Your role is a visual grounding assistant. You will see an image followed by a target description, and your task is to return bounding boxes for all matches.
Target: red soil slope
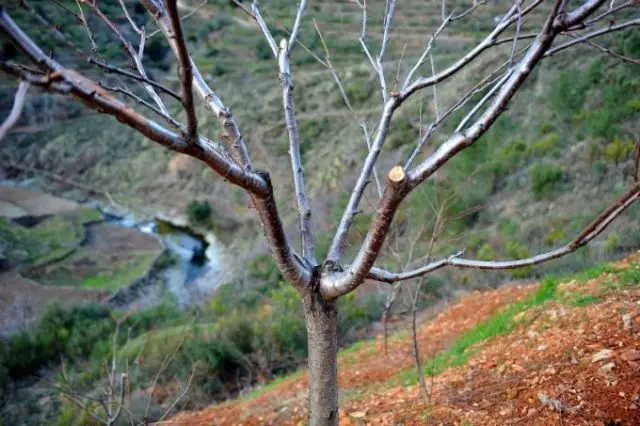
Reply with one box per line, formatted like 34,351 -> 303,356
172,252 -> 640,425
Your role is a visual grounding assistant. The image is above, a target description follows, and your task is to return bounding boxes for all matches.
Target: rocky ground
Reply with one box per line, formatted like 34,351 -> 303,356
169,252 -> 640,426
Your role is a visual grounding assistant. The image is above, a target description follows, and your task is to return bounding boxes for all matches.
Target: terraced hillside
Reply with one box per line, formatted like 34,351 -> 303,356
0,185 -> 164,334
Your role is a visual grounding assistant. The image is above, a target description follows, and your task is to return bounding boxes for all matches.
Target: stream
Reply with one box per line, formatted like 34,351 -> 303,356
0,178 -> 228,309
101,210 -> 227,308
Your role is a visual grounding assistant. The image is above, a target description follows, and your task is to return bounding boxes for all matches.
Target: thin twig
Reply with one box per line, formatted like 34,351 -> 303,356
98,82 -> 181,129
88,58 -> 181,101
545,19 -> 640,57
369,183 -> 640,282
279,37 -> 316,263
314,20 -> 383,198
75,0 -> 98,52
155,362 -> 199,423
288,0 -> 307,52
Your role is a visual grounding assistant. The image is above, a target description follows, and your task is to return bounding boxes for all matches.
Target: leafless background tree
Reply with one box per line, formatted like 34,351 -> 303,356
52,314 -> 198,426
1,0 -> 639,424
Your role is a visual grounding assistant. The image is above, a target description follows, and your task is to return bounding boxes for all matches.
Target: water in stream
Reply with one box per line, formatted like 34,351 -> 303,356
104,212 -> 227,307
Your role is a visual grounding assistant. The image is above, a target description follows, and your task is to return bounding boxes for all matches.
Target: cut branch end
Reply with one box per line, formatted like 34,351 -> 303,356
388,166 -> 406,184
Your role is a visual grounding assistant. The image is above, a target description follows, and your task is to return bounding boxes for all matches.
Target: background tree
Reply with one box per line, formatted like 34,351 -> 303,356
1,0 -> 639,424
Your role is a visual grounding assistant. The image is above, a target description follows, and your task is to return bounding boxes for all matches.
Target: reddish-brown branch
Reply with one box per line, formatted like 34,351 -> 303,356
166,0 -> 198,140
0,10 -> 266,197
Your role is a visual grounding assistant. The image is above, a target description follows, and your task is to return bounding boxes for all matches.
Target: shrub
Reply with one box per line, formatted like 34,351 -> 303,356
504,241 -> 533,279
537,120 -> 555,136
336,78 -> 374,107
387,118 -> 416,149
248,254 -> 283,292
574,67 -> 639,138
0,300 -> 180,384
549,71 -> 587,116
603,137 -> 635,164
544,228 -> 566,246
145,36 -> 170,63
477,243 -> 496,261
529,133 -> 560,157
622,29 -> 640,57
186,200 -> 212,227
338,293 -> 384,339
605,233 -> 619,255
529,162 -> 564,198
489,139 -> 528,182
586,60 -> 603,85
0,304 -> 111,380
255,39 -> 273,60
497,219 -> 519,238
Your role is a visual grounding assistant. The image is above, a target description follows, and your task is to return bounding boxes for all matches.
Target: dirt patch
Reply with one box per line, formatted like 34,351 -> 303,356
170,253 -> 640,426
169,285 -> 533,425
26,223 -> 163,291
0,272 -> 106,336
0,185 -> 78,218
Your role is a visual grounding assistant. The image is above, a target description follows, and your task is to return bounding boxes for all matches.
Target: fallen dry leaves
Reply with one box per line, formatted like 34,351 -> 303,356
170,252 -> 640,425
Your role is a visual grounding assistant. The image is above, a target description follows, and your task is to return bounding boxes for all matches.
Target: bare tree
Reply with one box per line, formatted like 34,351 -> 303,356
1,0 -> 639,424
54,314 -> 197,426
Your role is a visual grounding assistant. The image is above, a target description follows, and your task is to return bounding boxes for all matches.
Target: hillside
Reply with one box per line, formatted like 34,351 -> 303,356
171,252 -> 640,425
1,1 -> 639,425
1,0 -> 639,286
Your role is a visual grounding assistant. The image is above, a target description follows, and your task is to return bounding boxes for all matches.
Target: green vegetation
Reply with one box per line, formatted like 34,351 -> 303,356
187,200 -> 213,227
77,207 -> 103,224
1,254 -> 384,414
0,300 -> 181,387
477,243 -> 496,261
26,248 -> 158,291
394,277 -> 559,385
0,215 -> 83,266
565,294 -> 601,307
391,259 -> 640,388
81,253 -> 157,291
566,263 -> 619,283
529,162 -> 564,198
1,2 -> 639,424
603,137 -> 636,164
529,133 -> 560,157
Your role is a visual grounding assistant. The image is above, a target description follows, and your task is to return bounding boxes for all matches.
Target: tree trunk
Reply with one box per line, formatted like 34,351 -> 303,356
303,291 -> 338,426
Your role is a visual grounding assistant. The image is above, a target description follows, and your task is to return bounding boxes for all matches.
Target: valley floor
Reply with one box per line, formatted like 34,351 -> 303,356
171,252 -> 640,425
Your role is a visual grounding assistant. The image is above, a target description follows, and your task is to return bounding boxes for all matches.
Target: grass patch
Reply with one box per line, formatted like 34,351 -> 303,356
566,263 -> 620,283
76,206 -> 103,224
0,216 -> 84,266
387,259 -> 638,388
339,330 -> 410,365
81,253 -> 157,291
391,277 -> 559,386
604,267 -> 640,290
31,250 -> 157,291
565,294 -> 602,307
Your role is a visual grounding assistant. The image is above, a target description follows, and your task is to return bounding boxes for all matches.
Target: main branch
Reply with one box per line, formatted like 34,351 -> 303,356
279,39 -> 315,263
166,0 -> 198,140
321,0 -> 610,299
